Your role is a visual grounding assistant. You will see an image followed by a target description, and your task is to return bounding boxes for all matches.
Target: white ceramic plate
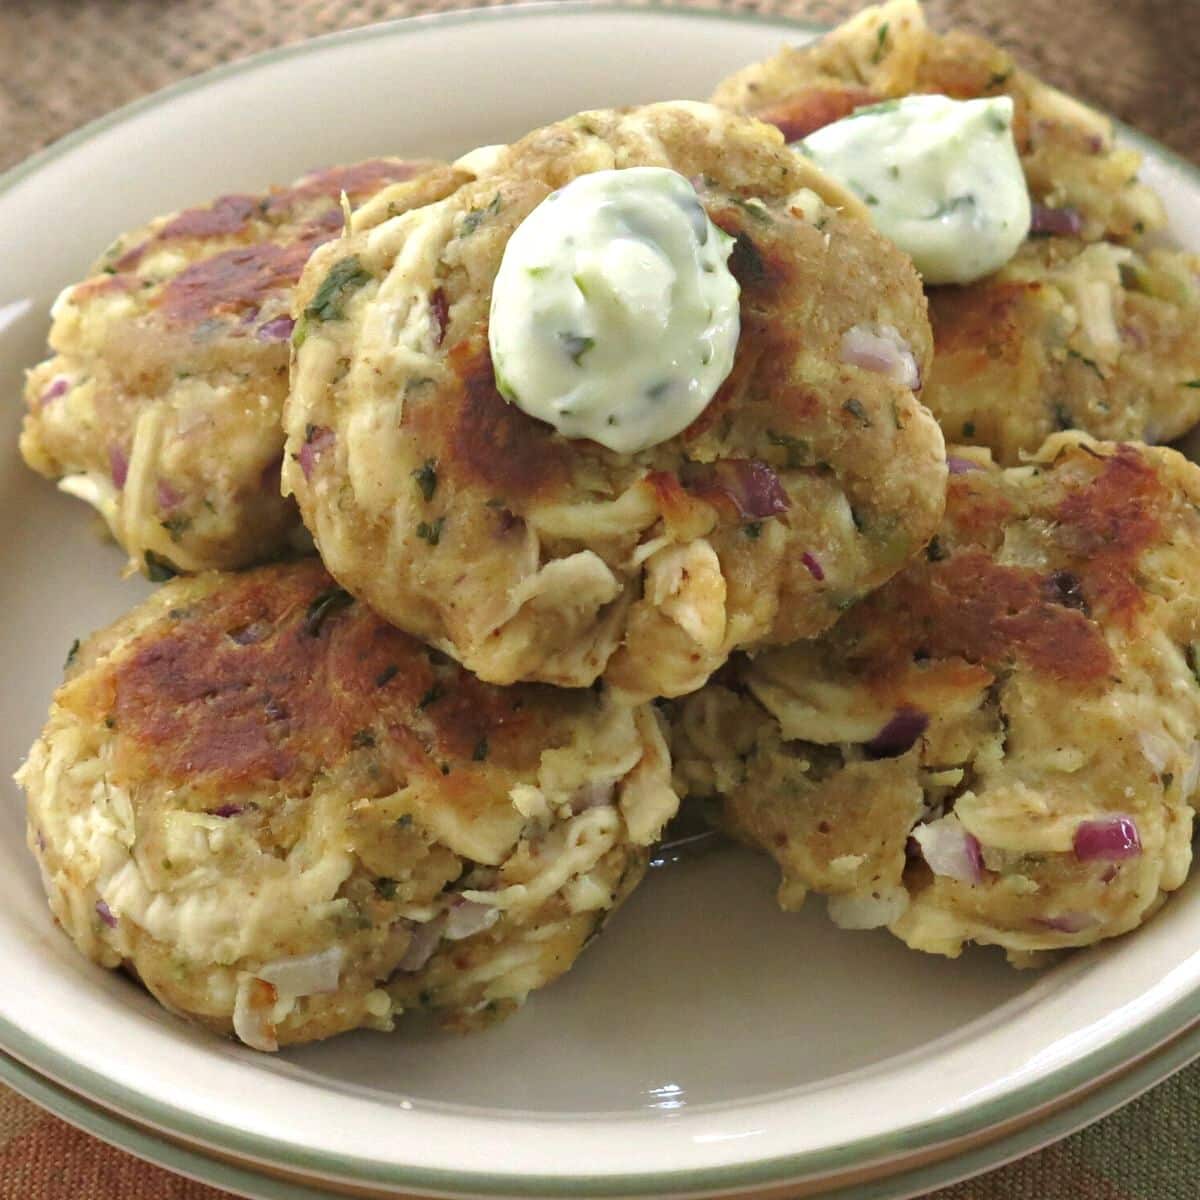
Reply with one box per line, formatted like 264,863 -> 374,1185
1,6 -> 1198,1199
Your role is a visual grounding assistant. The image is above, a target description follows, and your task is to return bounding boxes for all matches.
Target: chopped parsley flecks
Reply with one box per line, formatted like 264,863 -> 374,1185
160,514 -> 192,543
559,332 -> 595,365
843,398 -> 872,427
412,459 -> 438,502
1066,348 -> 1105,379
767,429 -> 811,468
303,587 -> 353,637
461,193 -> 502,237
416,517 -> 445,546
305,256 -> 372,323
872,21 -> 889,64
1187,643 -> 1200,689
143,551 -> 179,582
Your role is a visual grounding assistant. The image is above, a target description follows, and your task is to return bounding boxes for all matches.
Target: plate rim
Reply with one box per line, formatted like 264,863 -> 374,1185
4,1018 -> 1199,1200
2,2 -> 1199,1197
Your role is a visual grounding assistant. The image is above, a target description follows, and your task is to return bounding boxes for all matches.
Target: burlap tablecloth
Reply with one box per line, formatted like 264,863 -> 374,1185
1,1 -> 1198,1197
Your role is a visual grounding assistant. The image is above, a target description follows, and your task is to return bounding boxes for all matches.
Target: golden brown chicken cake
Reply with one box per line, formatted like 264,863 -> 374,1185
670,434 -> 1200,964
925,239 -> 1200,464
283,102 -> 946,700
21,159 -> 454,577
16,560 -> 677,1049
712,0 -> 1165,243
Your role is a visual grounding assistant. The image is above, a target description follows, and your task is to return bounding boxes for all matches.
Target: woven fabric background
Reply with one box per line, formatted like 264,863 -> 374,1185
1,1 -> 1198,1197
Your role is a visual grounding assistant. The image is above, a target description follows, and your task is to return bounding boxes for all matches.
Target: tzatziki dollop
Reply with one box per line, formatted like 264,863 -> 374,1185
800,94 -> 1032,285
488,167 -> 740,454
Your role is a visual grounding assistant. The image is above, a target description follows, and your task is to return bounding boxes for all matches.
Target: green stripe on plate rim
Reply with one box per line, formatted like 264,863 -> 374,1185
0,3 -> 1197,1195
4,1013 -> 1200,1200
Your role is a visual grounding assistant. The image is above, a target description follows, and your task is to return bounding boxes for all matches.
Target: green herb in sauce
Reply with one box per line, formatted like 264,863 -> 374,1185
800,94 -> 1031,285
487,167 -> 740,453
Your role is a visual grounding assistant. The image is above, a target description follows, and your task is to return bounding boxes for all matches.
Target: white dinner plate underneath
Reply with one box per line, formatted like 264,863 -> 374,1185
1,6 -> 1198,1198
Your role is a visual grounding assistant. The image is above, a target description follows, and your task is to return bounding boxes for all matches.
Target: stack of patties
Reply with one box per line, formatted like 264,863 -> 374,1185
669,434 -> 1200,961
20,157 -> 464,576
17,100 -> 948,1048
713,0 -> 1200,463
664,0 -> 1200,963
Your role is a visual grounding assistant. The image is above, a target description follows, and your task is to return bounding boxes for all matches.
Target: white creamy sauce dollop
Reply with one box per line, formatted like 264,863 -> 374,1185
800,94 -> 1032,285
488,167 -> 740,454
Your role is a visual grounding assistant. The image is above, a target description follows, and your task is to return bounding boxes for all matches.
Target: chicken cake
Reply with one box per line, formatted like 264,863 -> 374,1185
283,102 -> 947,700
16,560 -> 677,1049
712,0 -> 1166,244
670,434 -> 1200,963
20,158 -> 456,577
925,239 -> 1200,464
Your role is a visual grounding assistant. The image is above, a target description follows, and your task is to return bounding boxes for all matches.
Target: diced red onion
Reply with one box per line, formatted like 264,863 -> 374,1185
108,444 -> 128,490
840,324 -> 921,390
1074,815 -> 1141,861
947,455 -> 983,475
912,818 -> 984,884
210,803 -> 245,817
95,899 -> 118,928
298,427 -> 335,481
571,780 -> 616,814
710,459 -> 791,521
1036,912 -> 1097,934
156,479 -> 184,510
442,897 -> 500,941
233,978 -> 278,1052
229,622 -> 270,646
256,946 -> 343,997
865,707 -> 928,758
396,915 -> 445,972
1030,204 -> 1084,238
39,376 -> 70,407
256,315 -> 295,342
801,551 -> 825,581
